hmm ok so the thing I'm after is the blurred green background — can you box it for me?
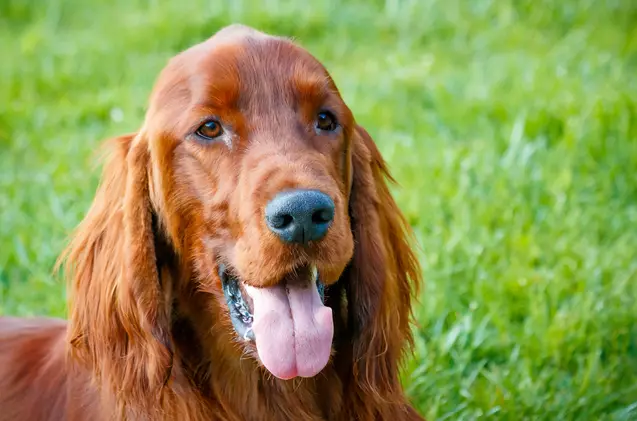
[1,0,636,419]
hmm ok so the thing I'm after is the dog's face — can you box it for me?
[143,25,355,379]
[64,24,420,409]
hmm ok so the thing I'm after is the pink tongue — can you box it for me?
[244,282,333,379]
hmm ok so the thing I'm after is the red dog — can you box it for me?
[0,24,423,421]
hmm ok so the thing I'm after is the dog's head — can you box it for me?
[62,24,421,411]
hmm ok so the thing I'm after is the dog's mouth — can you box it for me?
[218,263,332,380]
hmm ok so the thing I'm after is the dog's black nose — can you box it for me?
[265,189,335,244]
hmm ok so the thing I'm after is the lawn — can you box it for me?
[1,0,636,419]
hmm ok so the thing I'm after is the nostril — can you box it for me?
[311,208,334,224]
[269,213,293,229]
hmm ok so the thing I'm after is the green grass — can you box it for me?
[1,0,636,419]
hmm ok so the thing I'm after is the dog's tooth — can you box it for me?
[310,265,318,282]
[243,327,254,342]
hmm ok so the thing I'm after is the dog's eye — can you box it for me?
[196,120,223,140]
[316,111,338,132]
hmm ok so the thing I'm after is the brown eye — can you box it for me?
[316,111,338,132]
[196,120,223,140]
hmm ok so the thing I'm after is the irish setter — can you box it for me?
[0,24,423,421]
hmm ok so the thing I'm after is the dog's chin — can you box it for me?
[218,263,325,342]
[218,263,332,380]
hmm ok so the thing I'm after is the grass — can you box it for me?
[1,0,636,419]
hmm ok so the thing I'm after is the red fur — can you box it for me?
[0,24,424,421]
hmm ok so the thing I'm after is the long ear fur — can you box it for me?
[59,132,173,414]
[346,125,422,407]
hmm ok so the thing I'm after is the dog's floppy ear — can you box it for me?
[60,132,173,413]
[345,124,422,404]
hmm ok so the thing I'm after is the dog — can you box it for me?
[0,24,424,421]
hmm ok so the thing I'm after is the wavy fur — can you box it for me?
[0,24,424,421]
